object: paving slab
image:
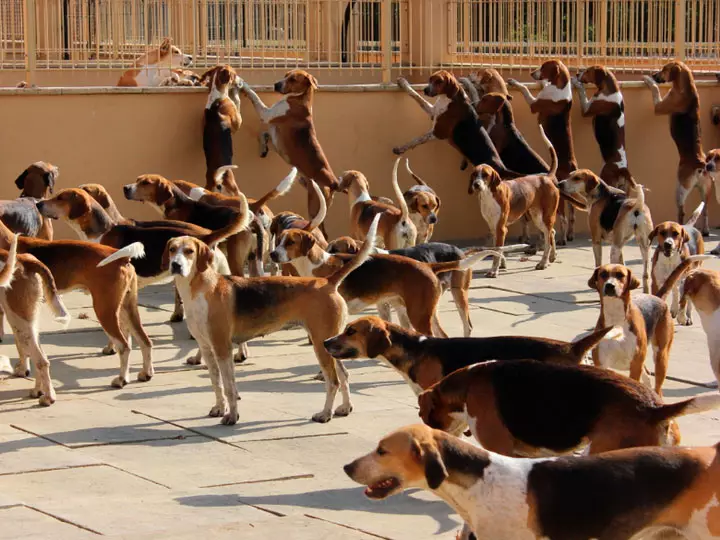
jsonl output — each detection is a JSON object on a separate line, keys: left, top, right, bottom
{"left": 0, "top": 506, "right": 99, "bottom": 540}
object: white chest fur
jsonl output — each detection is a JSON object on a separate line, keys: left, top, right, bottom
{"left": 133, "top": 66, "right": 171, "bottom": 87}
{"left": 478, "top": 189, "right": 502, "bottom": 230}
{"left": 597, "top": 298, "right": 638, "bottom": 371}
{"left": 653, "top": 252, "right": 681, "bottom": 288}
{"left": 537, "top": 82, "right": 572, "bottom": 103}
{"left": 175, "top": 280, "right": 209, "bottom": 340}
{"left": 431, "top": 95, "right": 452, "bottom": 126}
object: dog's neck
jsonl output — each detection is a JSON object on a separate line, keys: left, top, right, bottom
{"left": 206, "top": 81, "right": 230, "bottom": 110}
{"left": 601, "top": 295, "right": 630, "bottom": 326}
{"left": 348, "top": 183, "right": 372, "bottom": 206}
{"left": 69, "top": 203, "right": 114, "bottom": 242}
{"left": 174, "top": 268, "right": 219, "bottom": 301}
{"left": 382, "top": 326, "right": 429, "bottom": 367}
{"left": 588, "top": 180, "right": 623, "bottom": 205}
{"left": 289, "top": 244, "right": 331, "bottom": 276}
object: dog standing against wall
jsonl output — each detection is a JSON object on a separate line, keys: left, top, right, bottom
{"left": 508, "top": 60, "right": 578, "bottom": 244}
{"left": 241, "top": 70, "right": 337, "bottom": 237}
{"left": 644, "top": 61, "right": 710, "bottom": 234}
{"left": 572, "top": 65, "right": 633, "bottom": 191}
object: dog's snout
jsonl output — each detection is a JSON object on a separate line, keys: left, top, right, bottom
{"left": 428, "top": 214, "right": 438, "bottom": 225}
{"left": 423, "top": 85, "right": 432, "bottom": 96}
{"left": 35, "top": 200, "right": 44, "bottom": 211}
{"left": 269, "top": 251, "right": 279, "bottom": 263}
{"left": 123, "top": 185, "right": 132, "bottom": 197}
{"left": 343, "top": 462, "right": 356, "bottom": 478}
{"left": 603, "top": 282, "right": 617, "bottom": 296}
{"left": 652, "top": 72, "right": 663, "bottom": 83}
{"left": 170, "top": 261, "right": 182, "bottom": 275}
{"left": 706, "top": 162, "right": 716, "bottom": 172}
{"left": 273, "top": 81, "right": 284, "bottom": 93}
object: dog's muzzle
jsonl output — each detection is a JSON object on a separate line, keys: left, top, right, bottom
{"left": 423, "top": 85, "right": 434, "bottom": 97}
{"left": 170, "top": 261, "right": 183, "bottom": 275}
{"left": 603, "top": 282, "right": 618, "bottom": 297}
{"left": 427, "top": 214, "right": 438, "bottom": 225}
{"left": 706, "top": 162, "right": 716, "bottom": 173}
{"left": 273, "top": 81, "right": 284, "bottom": 93}
{"left": 123, "top": 185, "right": 134, "bottom": 199}
{"left": 651, "top": 72, "right": 664, "bottom": 83}
{"left": 663, "top": 240, "right": 675, "bottom": 256}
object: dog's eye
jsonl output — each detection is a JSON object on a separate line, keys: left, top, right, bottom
{"left": 169, "top": 247, "right": 176, "bottom": 254}
{"left": 599, "top": 271, "right": 609, "bottom": 280}
{"left": 615, "top": 272, "right": 624, "bottom": 279}
{"left": 376, "top": 447, "right": 387, "bottom": 456}
{"left": 346, "top": 328, "right": 356, "bottom": 336}
{"left": 184, "top": 249, "right": 193, "bottom": 256}
{"left": 286, "top": 240, "right": 294, "bottom": 246}
{"left": 671, "top": 231, "right": 679, "bottom": 238}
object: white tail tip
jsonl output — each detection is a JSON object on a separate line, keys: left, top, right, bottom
{"left": 277, "top": 168, "right": 298, "bottom": 194}
{"left": 189, "top": 187, "right": 208, "bottom": 201}
{"left": 366, "top": 214, "right": 381, "bottom": 251}
{"left": 97, "top": 242, "right": 145, "bottom": 267}
{"left": 213, "top": 165, "right": 238, "bottom": 186}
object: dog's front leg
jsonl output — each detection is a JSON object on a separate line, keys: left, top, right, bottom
{"left": 507, "top": 79, "right": 537, "bottom": 106}
{"left": 396, "top": 77, "right": 435, "bottom": 117}
{"left": 241, "top": 85, "right": 286, "bottom": 124}
{"left": 393, "top": 131, "right": 436, "bottom": 155}
{"left": 571, "top": 77, "right": 592, "bottom": 115}
{"left": 642, "top": 75, "right": 666, "bottom": 111}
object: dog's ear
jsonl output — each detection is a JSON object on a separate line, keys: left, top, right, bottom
{"left": 434, "top": 195, "right": 441, "bottom": 212}
{"left": 156, "top": 182, "right": 174, "bottom": 206}
{"left": 488, "top": 168, "right": 502, "bottom": 189}
{"left": 307, "top": 73, "right": 318, "bottom": 90}
{"left": 407, "top": 195, "right": 419, "bottom": 213}
{"left": 161, "top": 242, "right": 171, "bottom": 271}
{"left": 584, "top": 173, "right": 600, "bottom": 193}
{"left": 681, "top": 227, "right": 690, "bottom": 245}
{"left": 45, "top": 167, "right": 57, "bottom": 194}
{"left": 648, "top": 225, "right": 660, "bottom": 244}
{"left": 15, "top": 169, "right": 28, "bottom": 191}
{"left": 366, "top": 325, "right": 392, "bottom": 358}
{"left": 626, "top": 269, "right": 641, "bottom": 293}
{"left": 68, "top": 193, "right": 91, "bottom": 220}
{"left": 417, "top": 442, "right": 448, "bottom": 490}
{"left": 417, "top": 390, "right": 435, "bottom": 425}
{"left": 159, "top": 38, "right": 172, "bottom": 53}
{"left": 587, "top": 267, "right": 601, "bottom": 290}
{"left": 300, "top": 232, "right": 316, "bottom": 254}
{"left": 196, "top": 242, "right": 214, "bottom": 273}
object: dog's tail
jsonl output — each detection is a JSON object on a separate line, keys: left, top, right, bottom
{"left": 538, "top": 125, "right": 558, "bottom": 177}
{"left": 429, "top": 250, "right": 504, "bottom": 274}
{"left": 684, "top": 201, "right": 705, "bottom": 228}
{"left": 249, "top": 168, "right": 298, "bottom": 213}
{"left": 651, "top": 393, "right": 720, "bottom": 423}
{"left": 212, "top": 165, "right": 238, "bottom": 189}
{"left": 654, "top": 254, "right": 714, "bottom": 300}
{"left": 326, "top": 214, "right": 380, "bottom": 290}
{"left": 392, "top": 157, "right": 410, "bottom": 222}
{"left": 630, "top": 182, "right": 646, "bottom": 213}
{"left": 0, "top": 233, "right": 19, "bottom": 289}
{"left": 96, "top": 242, "right": 145, "bottom": 268}
{"left": 305, "top": 180, "right": 328, "bottom": 232}
{"left": 22, "top": 254, "right": 71, "bottom": 326}
{"left": 201, "top": 193, "right": 250, "bottom": 247}
{"left": 404, "top": 158, "right": 428, "bottom": 186}
{"left": 567, "top": 326, "right": 617, "bottom": 363}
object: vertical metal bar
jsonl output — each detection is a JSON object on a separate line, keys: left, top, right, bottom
{"left": 576, "top": 0, "right": 584, "bottom": 64}
{"left": 23, "top": 0, "right": 36, "bottom": 82}
{"left": 675, "top": 0, "right": 685, "bottom": 61}
{"left": 381, "top": 0, "right": 391, "bottom": 81}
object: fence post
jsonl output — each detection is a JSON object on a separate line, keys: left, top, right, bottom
{"left": 576, "top": 0, "right": 585, "bottom": 66}
{"left": 675, "top": 0, "right": 686, "bottom": 61}
{"left": 381, "top": 0, "right": 392, "bottom": 83}
{"left": 23, "top": 0, "right": 37, "bottom": 83}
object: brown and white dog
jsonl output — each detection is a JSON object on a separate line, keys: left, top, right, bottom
{"left": 203, "top": 65, "right": 243, "bottom": 196}
{"left": 344, "top": 424, "right": 720, "bottom": 540}
{"left": 418, "top": 359, "right": 720, "bottom": 455}
{"left": 337, "top": 158, "right": 417, "bottom": 249}
{"left": 164, "top": 214, "right": 381, "bottom": 425}
{"left": 558, "top": 169, "right": 653, "bottom": 292}
{"left": 508, "top": 60, "right": 578, "bottom": 244}
{"left": 1, "top": 235, "right": 72, "bottom": 406}
{"left": 588, "top": 263, "right": 678, "bottom": 394}
{"left": 644, "top": 61, "right": 710, "bottom": 234}
{"left": 572, "top": 65, "right": 632, "bottom": 191}
{"left": 401, "top": 159, "right": 441, "bottom": 244}
{"left": 661, "top": 256, "right": 720, "bottom": 388}
{"left": 240, "top": 70, "right": 337, "bottom": 237}
{"left": 6, "top": 161, "right": 59, "bottom": 240}
{"left": 117, "top": 38, "right": 193, "bottom": 87}
{"left": 650, "top": 202, "right": 705, "bottom": 324}
{"left": 324, "top": 316, "right": 613, "bottom": 396}
{"left": 394, "top": 72, "right": 517, "bottom": 178}
{"left": 469, "top": 127, "right": 560, "bottom": 277}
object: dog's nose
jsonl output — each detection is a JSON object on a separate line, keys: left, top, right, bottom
{"left": 123, "top": 185, "right": 132, "bottom": 197}
{"left": 706, "top": 162, "right": 716, "bottom": 172}
{"left": 428, "top": 214, "right": 438, "bottom": 225}
{"left": 170, "top": 261, "right": 182, "bottom": 275}
{"left": 343, "top": 462, "right": 356, "bottom": 477}
{"left": 35, "top": 201, "right": 44, "bottom": 211}
{"left": 652, "top": 72, "right": 663, "bottom": 83}
{"left": 422, "top": 86, "right": 432, "bottom": 96}
{"left": 273, "top": 81, "right": 284, "bottom": 92}
{"left": 603, "top": 282, "right": 617, "bottom": 296}
{"left": 323, "top": 338, "right": 336, "bottom": 351}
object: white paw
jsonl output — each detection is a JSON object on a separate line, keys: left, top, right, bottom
{"left": 29, "top": 388, "right": 43, "bottom": 398}
{"left": 13, "top": 363, "right": 29, "bottom": 377}
{"left": 111, "top": 376, "right": 127, "bottom": 388}
{"left": 334, "top": 403, "right": 353, "bottom": 417}
{"left": 209, "top": 405, "right": 226, "bottom": 418}
{"left": 642, "top": 75, "right": 655, "bottom": 87}
{"left": 571, "top": 77, "right": 583, "bottom": 89}
{"left": 312, "top": 410, "right": 332, "bottom": 423}
{"left": 39, "top": 394, "right": 55, "bottom": 407}
{"left": 102, "top": 344, "right": 116, "bottom": 356}
{"left": 221, "top": 411, "right": 239, "bottom": 425}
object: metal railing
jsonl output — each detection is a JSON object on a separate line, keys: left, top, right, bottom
{"left": 2, "top": 0, "right": 718, "bottom": 82}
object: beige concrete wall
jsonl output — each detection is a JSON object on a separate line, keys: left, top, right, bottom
{"left": 1, "top": 84, "right": 720, "bottom": 242}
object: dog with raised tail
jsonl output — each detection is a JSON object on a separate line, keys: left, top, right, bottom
{"left": 402, "top": 159, "right": 441, "bottom": 244}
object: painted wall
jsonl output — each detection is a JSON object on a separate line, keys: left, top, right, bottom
{"left": 1, "top": 83, "right": 719, "bottom": 242}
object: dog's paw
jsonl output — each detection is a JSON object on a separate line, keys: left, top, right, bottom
{"left": 29, "top": 388, "right": 43, "bottom": 398}
{"left": 209, "top": 405, "right": 226, "bottom": 418}
{"left": 642, "top": 75, "right": 655, "bottom": 87}
{"left": 233, "top": 351, "right": 248, "bottom": 364}
{"left": 334, "top": 403, "right": 353, "bottom": 417}
{"left": 392, "top": 147, "right": 405, "bottom": 156}
{"left": 111, "top": 376, "right": 128, "bottom": 389}
{"left": 313, "top": 370, "right": 325, "bottom": 382}
{"left": 506, "top": 78, "right": 521, "bottom": 88}
{"left": 13, "top": 364, "right": 30, "bottom": 378}
{"left": 570, "top": 76, "right": 583, "bottom": 89}
{"left": 396, "top": 77, "right": 410, "bottom": 88}
{"left": 137, "top": 370, "right": 153, "bottom": 382}
{"left": 312, "top": 410, "right": 332, "bottom": 423}
{"left": 186, "top": 354, "right": 202, "bottom": 366}
{"left": 102, "top": 344, "right": 117, "bottom": 356}
{"left": 535, "top": 262, "right": 549, "bottom": 270}
{"left": 221, "top": 411, "right": 239, "bottom": 425}
{"left": 556, "top": 238, "right": 567, "bottom": 247}
{"left": 485, "top": 270, "right": 498, "bottom": 278}
{"left": 169, "top": 312, "right": 184, "bottom": 323}
{"left": 38, "top": 394, "right": 55, "bottom": 407}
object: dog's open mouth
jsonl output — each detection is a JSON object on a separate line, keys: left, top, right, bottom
{"left": 364, "top": 477, "right": 400, "bottom": 499}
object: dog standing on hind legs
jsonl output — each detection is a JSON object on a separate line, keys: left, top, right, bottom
{"left": 643, "top": 61, "right": 710, "bottom": 234}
